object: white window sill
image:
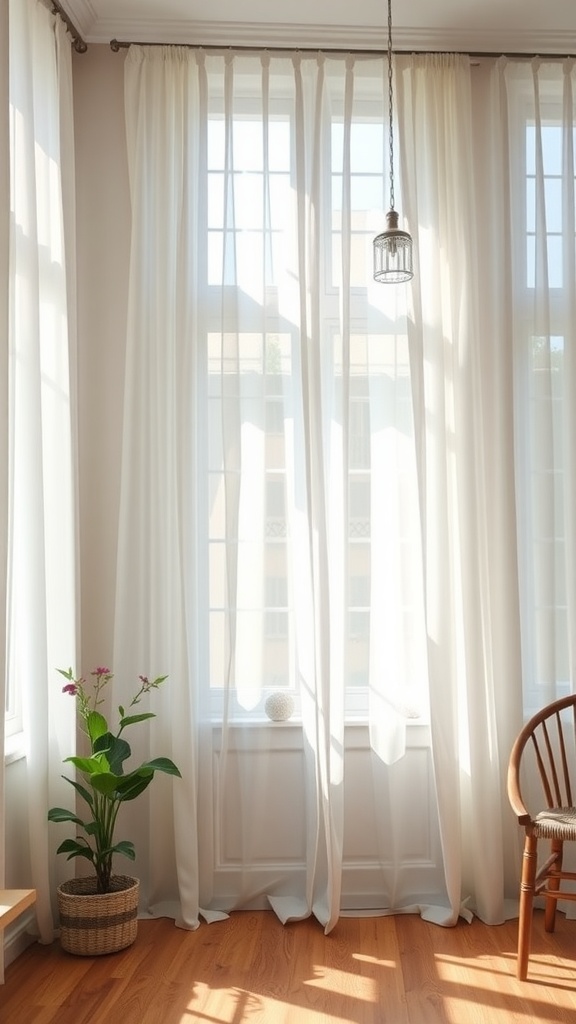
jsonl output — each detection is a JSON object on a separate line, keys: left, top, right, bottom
{"left": 4, "top": 732, "right": 26, "bottom": 765}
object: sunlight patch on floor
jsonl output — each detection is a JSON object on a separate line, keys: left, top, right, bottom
{"left": 305, "top": 964, "right": 378, "bottom": 1000}
{"left": 181, "top": 987, "right": 373, "bottom": 1024}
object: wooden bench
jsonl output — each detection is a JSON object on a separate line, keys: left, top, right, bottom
{"left": 0, "top": 889, "right": 36, "bottom": 930}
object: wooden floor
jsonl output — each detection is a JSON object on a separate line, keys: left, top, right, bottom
{"left": 3, "top": 909, "right": 576, "bottom": 1023}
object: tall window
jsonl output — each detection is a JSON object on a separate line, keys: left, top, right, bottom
{"left": 511, "top": 70, "right": 576, "bottom": 710}
{"left": 202, "top": 60, "right": 428, "bottom": 721}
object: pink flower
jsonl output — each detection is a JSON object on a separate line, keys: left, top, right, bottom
{"left": 92, "top": 667, "right": 111, "bottom": 676}
{"left": 62, "top": 683, "right": 78, "bottom": 696}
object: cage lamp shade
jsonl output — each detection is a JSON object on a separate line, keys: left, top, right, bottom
{"left": 373, "top": 209, "right": 414, "bottom": 283}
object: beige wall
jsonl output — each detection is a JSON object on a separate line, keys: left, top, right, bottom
{"left": 73, "top": 45, "right": 131, "bottom": 668}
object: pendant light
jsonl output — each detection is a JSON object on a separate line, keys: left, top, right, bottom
{"left": 373, "top": 0, "right": 414, "bottom": 283}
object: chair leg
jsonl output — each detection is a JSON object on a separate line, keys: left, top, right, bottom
{"left": 517, "top": 832, "right": 538, "bottom": 981}
{"left": 544, "top": 839, "right": 563, "bottom": 933}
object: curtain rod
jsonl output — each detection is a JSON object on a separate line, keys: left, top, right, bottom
{"left": 109, "top": 39, "right": 575, "bottom": 60}
{"left": 51, "top": 1, "right": 87, "bottom": 53}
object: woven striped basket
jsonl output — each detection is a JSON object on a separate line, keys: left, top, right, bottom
{"left": 57, "top": 875, "right": 139, "bottom": 956}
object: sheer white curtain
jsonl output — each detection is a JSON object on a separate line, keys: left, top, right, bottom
{"left": 118, "top": 46, "right": 575, "bottom": 934}
{"left": 397, "top": 54, "right": 525, "bottom": 925}
{"left": 6, "top": 0, "right": 77, "bottom": 944}
{"left": 397, "top": 54, "right": 576, "bottom": 925}
{"left": 120, "top": 46, "right": 432, "bottom": 932}
{"left": 500, "top": 56, "right": 576, "bottom": 912}
{"left": 0, "top": 0, "right": 9, "bottom": 981}
{"left": 498, "top": 59, "right": 576, "bottom": 713}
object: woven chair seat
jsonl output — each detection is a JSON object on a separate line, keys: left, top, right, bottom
{"left": 533, "top": 807, "right": 576, "bottom": 840}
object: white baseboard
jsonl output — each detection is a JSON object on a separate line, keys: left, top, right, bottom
{"left": 3, "top": 911, "right": 38, "bottom": 970}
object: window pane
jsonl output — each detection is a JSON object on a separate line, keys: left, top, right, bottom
{"left": 204, "top": 75, "right": 425, "bottom": 719}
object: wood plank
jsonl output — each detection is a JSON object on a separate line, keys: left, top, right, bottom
{"left": 0, "top": 888, "right": 36, "bottom": 930}
{"left": 3, "top": 910, "right": 576, "bottom": 1023}
{"left": 355, "top": 913, "right": 409, "bottom": 1024}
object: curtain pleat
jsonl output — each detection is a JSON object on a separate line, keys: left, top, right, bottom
{"left": 561, "top": 65, "right": 576, "bottom": 688}
{"left": 118, "top": 46, "right": 203, "bottom": 928}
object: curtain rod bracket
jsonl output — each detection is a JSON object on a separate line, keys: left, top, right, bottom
{"left": 51, "top": 1, "right": 87, "bottom": 53}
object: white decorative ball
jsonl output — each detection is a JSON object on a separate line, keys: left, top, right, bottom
{"left": 264, "top": 692, "right": 295, "bottom": 722}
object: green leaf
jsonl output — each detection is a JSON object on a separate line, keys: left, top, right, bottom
{"left": 119, "top": 712, "right": 155, "bottom": 729}
{"left": 47, "top": 807, "right": 85, "bottom": 826}
{"left": 86, "top": 710, "right": 108, "bottom": 745}
{"left": 111, "top": 841, "right": 136, "bottom": 860}
{"left": 90, "top": 772, "right": 124, "bottom": 797}
{"left": 111, "top": 759, "right": 180, "bottom": 802}
{"left": 65, "top": 753, "right": 110, "bottom": 775}
{"left": 61, "top": 776, "right": 94, "bottom": 810}
{"left": 114, "top": 772, "right": 154, "bottom": 802}
{"left": 64, "top": 848, "right": 95, "bottom": 864}
{"left": 93, "top": 733, "right": 131, "bottom": 775}
{"left": 144, "top": 757, "right": 182, "bottom": 777}
{"left": 56, "top": 839, "right": 95, "bottom": 863}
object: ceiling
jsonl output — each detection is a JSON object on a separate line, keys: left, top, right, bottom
{"left": 59, "top": 0, "right": 576, "bottom": 54}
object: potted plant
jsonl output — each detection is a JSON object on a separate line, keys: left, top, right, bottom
{"left": 48, "top": 666, "right": 181, "bottom": 955}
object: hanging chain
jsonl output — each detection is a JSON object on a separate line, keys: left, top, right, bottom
{"left": 387, "top": 0, "right": 395, "bottom": 211}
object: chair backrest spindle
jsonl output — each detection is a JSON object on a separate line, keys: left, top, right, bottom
{"left": 531, "top": 729, "right": 555, "bottom": 807}
{"left": 557, "top": 710, "right": 572, "bottom": 806}
{"left": 531, "top": 709, "right": 574, "bottom": 809}
{"left": 543, "top": 718, "right": 562, "bottom": 805}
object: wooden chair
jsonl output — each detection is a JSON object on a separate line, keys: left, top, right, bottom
{"left": 507, "top": 693, "right": 576, "bottom": 980}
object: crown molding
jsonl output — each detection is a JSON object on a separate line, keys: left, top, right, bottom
{"left": 56, "top": 9, "right": 576, "bottom": 56}
{"left": 56, "top": 0, "right": 96, "bottom": 37}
